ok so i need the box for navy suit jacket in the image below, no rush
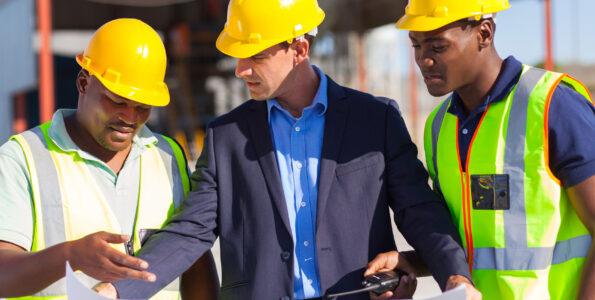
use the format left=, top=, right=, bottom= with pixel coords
left=114, top=75, right=470, bottom=299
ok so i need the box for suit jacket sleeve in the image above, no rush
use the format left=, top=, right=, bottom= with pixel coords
left=383, top=100, right=471, bottom=290
left=114, top=126, right=219, bottom=299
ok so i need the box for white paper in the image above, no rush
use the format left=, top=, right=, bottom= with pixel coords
left=393, top=284, right=467, bottom=300
left=422, top=284, right=466, bottom=300
left=66, top=261, right=144, bottom=300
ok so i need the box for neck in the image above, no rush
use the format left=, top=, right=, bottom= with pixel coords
left=275, top=61, right=320, bottom=118
left=457, top=51, right=503, bottom=114
left=65, top=113, right=131, bottom=174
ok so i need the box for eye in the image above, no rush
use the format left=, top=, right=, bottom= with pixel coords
left=432, top=45, right=447, bottom=53
left=109, top=97, right=126, bottom=106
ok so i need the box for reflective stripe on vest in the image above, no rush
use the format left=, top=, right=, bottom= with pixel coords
left=424, top=65, right=593, bottom=299
left=9, top=124, right=188, bottom=300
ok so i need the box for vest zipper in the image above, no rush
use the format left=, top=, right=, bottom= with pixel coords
left=461, top=171, right=473, bottom=273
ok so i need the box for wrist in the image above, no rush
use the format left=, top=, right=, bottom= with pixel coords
left=446, top=274, right=474, bottom=289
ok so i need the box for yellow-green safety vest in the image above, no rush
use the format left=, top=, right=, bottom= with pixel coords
left=8, top=122, right=191, bottom=300
left=424, top=66, right=594, bottom=299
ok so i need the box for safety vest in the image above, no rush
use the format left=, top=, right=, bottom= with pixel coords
left=424, top=66, right=594, bottom=299
left=8, top=122, right=190, bottom=300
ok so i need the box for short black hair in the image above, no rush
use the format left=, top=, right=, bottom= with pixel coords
left=279, top=34, right=315, bottom=50
left=460, top=17, right=496, bottom=34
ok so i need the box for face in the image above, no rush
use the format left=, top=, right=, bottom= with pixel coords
left=235, top=44, right=296, bottom=100
left=409, top=22, right=481, bottom=97
left=77, top=73, right=151, bottom=152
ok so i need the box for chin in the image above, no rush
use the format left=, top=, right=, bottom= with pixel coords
left=427, top=86, right=451, bottom=97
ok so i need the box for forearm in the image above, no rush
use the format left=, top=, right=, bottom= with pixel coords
left=399, top=250, right=431, bottom=277
left=395, top=201, right=471, bottom=290
left=181, top=250, right=220, bottom=299
left=0, top=243, right=67, bottom=297
left=577, top=242, right=595, bottom=300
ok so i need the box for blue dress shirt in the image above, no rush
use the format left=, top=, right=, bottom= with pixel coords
left=267, top=65, right=327, bottom=299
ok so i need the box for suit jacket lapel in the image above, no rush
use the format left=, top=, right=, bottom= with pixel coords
left=246, top=100, right=292, bottom=236
left=316, top=77, right=348, bottom=232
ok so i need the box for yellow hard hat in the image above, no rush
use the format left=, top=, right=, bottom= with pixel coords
left=216, top=0, right=325, bottom=58
left=396, top=0, right=510, bottom=32
left=76, top=18, right=169, bottom=107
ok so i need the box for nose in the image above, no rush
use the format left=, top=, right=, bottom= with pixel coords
left=416, top=49, right=435, bottom=69
left=235, top=58, right=253, bottom=78
left=118, top=104, right=138, bottom=124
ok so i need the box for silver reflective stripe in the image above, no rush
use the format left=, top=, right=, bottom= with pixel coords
left=473, top=67, right=589, bottom=271
left=154, top=135, right=185, bottom=208
left=20, top=128, right=65, bottom=248
left=431, top=98, right=450, bottom=194
left=473, top=234, right=592, bottom=270
left=20, top=127, right=67, bottom=296
left=147, top=135, right=182, bottom=293
left=502, top=67, right=546, bottom=250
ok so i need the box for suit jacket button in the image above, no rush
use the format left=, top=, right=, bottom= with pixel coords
left=281, top=251, right=291, bottom=261
left=280, top=296, right=290, bottom=300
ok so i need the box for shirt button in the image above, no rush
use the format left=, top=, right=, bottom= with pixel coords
left=296, top=162, right=303, bottom=169
left=281, top=251, right=291, bottom=261
left=301, top=201, right=307, bottom=207
left=304, top=241, right=309, bottom=246
left=295, top=126, right=301, bottom=132
left=462, top=128, right=469, bottom=135
left=308, top=279, right=313, bottom=285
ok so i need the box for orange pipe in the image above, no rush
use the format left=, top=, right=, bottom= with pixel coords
left=38, top=0, right=54, bottom=123
left=13, top=92, right=28, bottom=133
left=544, top=0, right=554, bottom=71
left=409, top=46, right=419, bottom=138
left=357, top=34, right=367, bottom=92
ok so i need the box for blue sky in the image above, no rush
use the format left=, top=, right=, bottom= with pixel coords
left=496, top=0, right=595, bottom=65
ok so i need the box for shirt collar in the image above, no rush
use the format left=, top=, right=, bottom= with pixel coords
left=47, top=109, right=158, bottom=158
left=448, top=56, right=523, bottom=119
left=267, top=64, right=328, bottom=120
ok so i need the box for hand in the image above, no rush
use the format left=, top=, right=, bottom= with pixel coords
left=445, top=275, right=482, bottom=300
left=365, top=251, right=415, bottom=275
left=66, top=231, right=156, bottom=282
left=365, top=251, right=418, bottom=299
left=94, top=282, right=118, bottom=298
left=369, top=272, right=417, bottom=299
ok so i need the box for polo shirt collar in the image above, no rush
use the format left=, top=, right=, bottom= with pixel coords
left=448, top=56, right=523, bottom=120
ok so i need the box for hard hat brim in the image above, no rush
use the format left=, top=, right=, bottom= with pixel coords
left=76, top=54, right=170, bottom=107
left=396, top=14, right=462, bottom=32
left=215, top=31, right=283, bottom=59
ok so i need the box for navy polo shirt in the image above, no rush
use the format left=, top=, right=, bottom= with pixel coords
left=449, top=56, right=595, bottom=187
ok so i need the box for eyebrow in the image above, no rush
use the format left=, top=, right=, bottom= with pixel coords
left=409, top=34, right=446, bottom=44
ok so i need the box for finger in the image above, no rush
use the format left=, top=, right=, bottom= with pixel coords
left=99, top=232, right=130, bottom=244
left=104, top=247, right=149, bottom=270
left=104, top=260, right=156, bottom=282
left=370, top=291, right=393, bottom=299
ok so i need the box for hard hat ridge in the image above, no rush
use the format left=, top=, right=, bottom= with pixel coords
left=216, top=0, right=325, bottom=58
left=76, top=18, right=170, bottom=107
left=396, top=0, right=509, bottom=32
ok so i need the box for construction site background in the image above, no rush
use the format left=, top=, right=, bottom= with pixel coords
left=1, top=0, right=595, bottom=298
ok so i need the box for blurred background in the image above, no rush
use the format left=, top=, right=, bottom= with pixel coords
left=1, top=0, right=594, bottom=298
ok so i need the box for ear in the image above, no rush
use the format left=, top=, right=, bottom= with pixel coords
left=477, top=19, right=495, bottom=50
left=292, top=38, right=310, bottom=64
left=76, top=70, right=90, bottom=94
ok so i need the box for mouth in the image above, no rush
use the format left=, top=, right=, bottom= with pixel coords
left=109, top=124, right=136, bottom=139
left=244, top=80, right=260, bottom=89
left=422, top=73, right=443, bottom=84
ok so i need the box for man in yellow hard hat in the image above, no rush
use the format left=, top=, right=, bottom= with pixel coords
left=366, top=0, right=595, bottom=299
left=0, top=18, right=218, bottom=299
left=97, top=1, right=480, bottom=299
